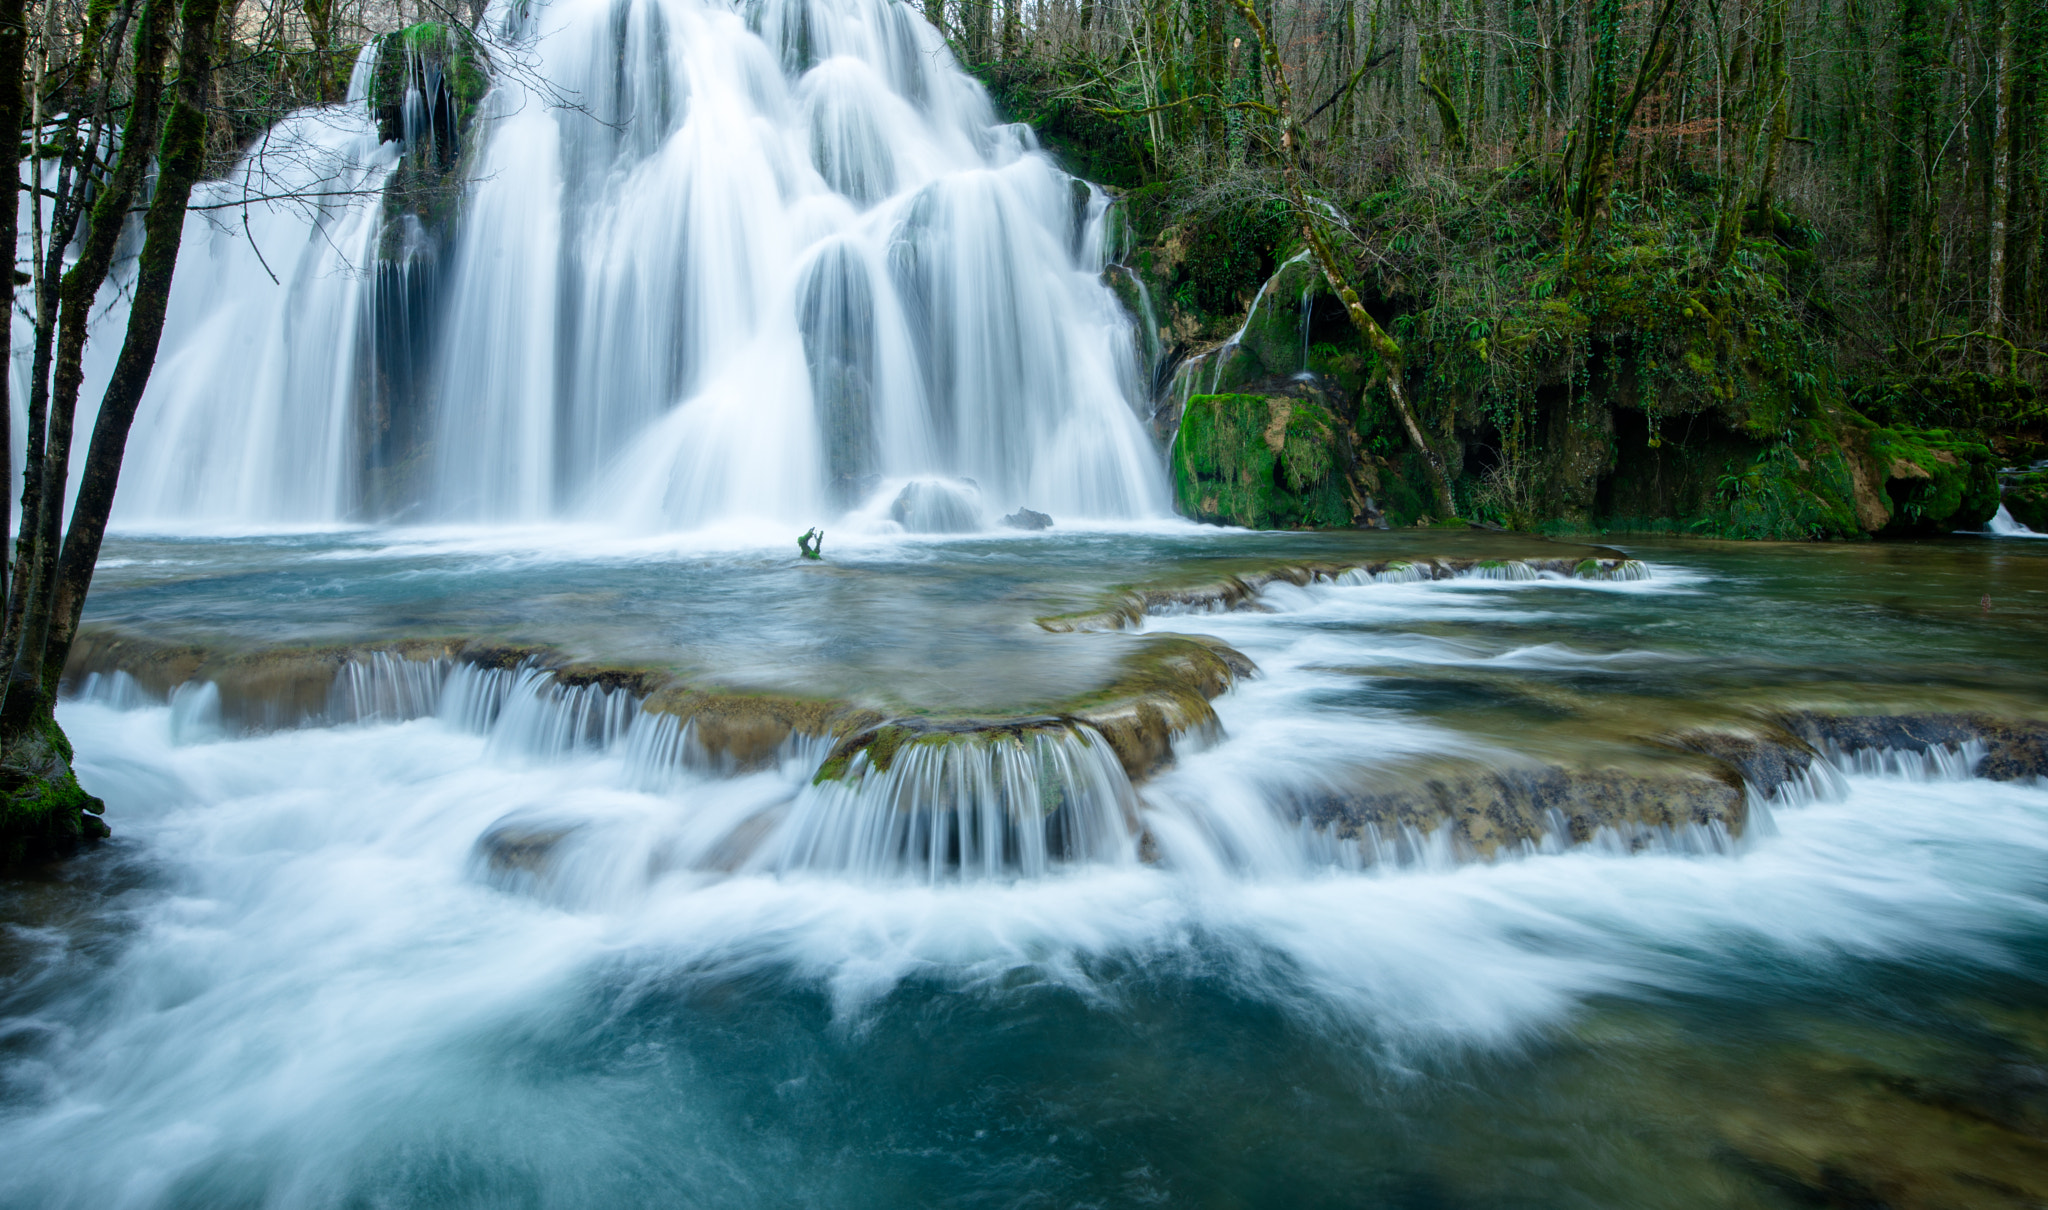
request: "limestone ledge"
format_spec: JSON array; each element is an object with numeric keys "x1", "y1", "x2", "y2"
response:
[
  {"x1": 1295, "y1": 711, "x2": 2048, "y2": 861},
  {"x1": 62, "y1": 626, "x2": 1249, "y2": 785},
  {"x1": 61, "y1": 624, "x2": 2048, "y2": 867},
  {"x1": 1035, "y1": 555, "x2": 1646, "y2": 632}
]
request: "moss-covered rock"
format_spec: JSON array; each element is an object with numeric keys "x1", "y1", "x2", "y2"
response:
[
  {"x1": 2005, "y1": 469, "x2": 2048, "y2": 532},
  {"x1": 367, "y1": 23, "x2": 490, "y2": 163},
  {"x1": 0, "y1": 712, "x2": 106, "y2": 870},
  {"x1": 1173, "y1": 391, "x2": 1356, "y2": 528},
  {"x1": 1864, "y1": 426, "x2": 2001, "y2": 534},
  {"x1": 357, "y1": 23, "x2": 494, "y2": 521},
  {"x1": 1710, "y1": 434, "x2": 1865, "y2": 541}
]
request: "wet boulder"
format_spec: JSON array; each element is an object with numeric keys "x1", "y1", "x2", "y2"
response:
[
  {"x1": 1001, "y1": 507, "x2": 1053, "y2": 530},
  {"x1": 1172, "y1": 390, "x2": 1355, "y2": 529},
  {"x1": 1864, "y1": 427, "x2": 2001, "y2": 534},
  {"x1": 1773, "y1": 711, "x2": 2048, "y2": 781},
  {"x1": 367, "y1": 22, "x2": 491, "y2": 170},
  {"x1": 890, "y1": 480, "x2": 982, "y2": 533},
  {"x1": 2003, "y1": 466, "x2": 2048, "y2": 532}
]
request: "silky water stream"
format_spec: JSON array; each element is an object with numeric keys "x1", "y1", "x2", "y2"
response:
[{"x1": 1, "y1": 528, "x2": 2046, "y2": 1208}]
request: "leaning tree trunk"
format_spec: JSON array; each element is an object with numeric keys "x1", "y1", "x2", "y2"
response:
[
  {"x1": 1227, "y1": 0, "x2": 1459, "y2": 520},
  {"x1": 3, "y1": 0, "x2": 172, "y2": 738}
]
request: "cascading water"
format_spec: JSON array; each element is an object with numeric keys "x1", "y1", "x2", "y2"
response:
[{"x1": 106, "y1": 0, "x2": 1167, "y2": 529}]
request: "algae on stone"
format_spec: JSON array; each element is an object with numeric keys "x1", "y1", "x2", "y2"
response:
[
  {"x1": 2007, "y1": 468, "x2": 2048, "y2": 531},
  {"x1": 1173, "y1": 392, "x2": 1355, "y2": 528}
]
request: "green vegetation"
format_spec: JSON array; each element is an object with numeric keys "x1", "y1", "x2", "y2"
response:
[
  {"x1": 2007, "y1": 468, "x2": 2048, "y2": 530},
  {"x1": 366, "y1": 22, "x2": 491, "y2": 155},
  {"x1": 957, "y1": 0, "x2": 2047, "y2": 537},
  {"x1": 1173, "y1": 392, "x2": 1354, "y2": 528}
]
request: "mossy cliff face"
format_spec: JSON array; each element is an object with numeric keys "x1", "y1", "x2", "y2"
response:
[
  {"x1": 1102, "y1": 176, "x2": 2035, "y2": 539},
  {"x1": 1139, "y1": 238, "x2": 2010, "y2": 537},
  {"x1": 1172, "y1": 390, "x2": 1361, "y2": 529}
]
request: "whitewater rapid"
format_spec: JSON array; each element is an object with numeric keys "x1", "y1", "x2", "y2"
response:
[{"x1": 6, "y1": 550, "x2": 2048, "y2": 1204}]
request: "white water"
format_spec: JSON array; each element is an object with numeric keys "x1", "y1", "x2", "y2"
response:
[
  {"x1": 1990, "y1": 503, "x2": 2046, "y2": 538},
  {"x1": 8, "y1": 646, "x2": 2046, "y2": 1203},
  {"x1": 9, "y1": 548, "x2": 2048, "y2": 1202},
  {"x1": 84, "y1": 0, "x2": 1166, "y2": 530}
]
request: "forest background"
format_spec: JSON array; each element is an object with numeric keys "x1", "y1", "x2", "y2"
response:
[{"x1": 931, "y1": 0, "x2": 2048, "y2": 537}]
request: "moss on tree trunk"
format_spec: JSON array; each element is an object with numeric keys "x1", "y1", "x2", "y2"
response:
[{"x1": 0, "y1": 709, "x2": 105, "y2": 870}]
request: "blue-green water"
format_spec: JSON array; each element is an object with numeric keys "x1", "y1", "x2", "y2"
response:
[{"x1": 5, "y1": 528, "x2": 2048, "y2": 1208}]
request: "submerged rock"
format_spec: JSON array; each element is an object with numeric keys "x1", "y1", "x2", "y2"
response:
[
  {"x1": 1001, "y1": 507, "x2": 1053, "y2": 530},
  {"x1": 1035, "y1": 554, "x2": 1645, "y2": 632},
  {"x1": 475, "y1": 817, "x2": 580, "y2": 880}
]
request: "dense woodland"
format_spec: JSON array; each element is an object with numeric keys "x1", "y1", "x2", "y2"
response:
[{"x1": 936, "y1": 0, "x2": 2048, "y2": 535}]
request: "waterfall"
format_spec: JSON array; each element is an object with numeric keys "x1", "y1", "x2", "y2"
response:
[
  {"x1": 102, "y1": 0, "x2": 1168, "y2": 531},
  {"x1": 765, "y1": 723, "x2": 1139, "y2": 879}
]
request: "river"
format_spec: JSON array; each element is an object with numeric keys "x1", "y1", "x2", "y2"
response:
[{"x1": 2, "y1": 527, "x2": 2044, "y2": 1208}]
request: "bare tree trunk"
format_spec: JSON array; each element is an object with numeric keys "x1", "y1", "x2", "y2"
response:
[
  {"x1": 1711, "y1": 0, "x2": 1758, "y2": 265},
  {"x1": 1986, "y1": 0, "x2": 2012, "y2": 346},
  {"x1": 47, "y1": 0, "x2": 229, "y2": 698},
  {"x1": 3, "y1": 0, "x2": 172, "y2": 728},
  {"x1": 301, "y1": 0, "x2": 335, "y2": 102},
  {"x1": 0, "y1": 0, "x2": 25, "y2": 613},
  {"x1": 1749, "y1": 0, "x2": 1789, "y2": 236},
  {"x1": 1575, "y1": 0, "x2": 1685, "y2": 253}
]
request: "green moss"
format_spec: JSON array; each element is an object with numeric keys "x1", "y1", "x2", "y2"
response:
[
  {"x1": 812, "y1": 723, "x2": 919, "y2": 783},
  {"x1": 1706, "y1": 437, "x2": 1863, "y2": 541},
  {"x1": 2006, "y1": 470, "x2": 2048, "y2": 532},
  {"x1": 1180, "y1": 200, "x2": 1294, "y2": 316},
  {"x1": 1173, "y1": 393, "x2": 1352, "y2": 529},
  {"x1": 0, "y1": 713, "x2": 107, "y2": 870},
  {"x1": 1850, "y1": 372, "x2": 2042, "y2": 433},
  {"x1": 1866, "y1": 427, "x2": 2000, "y2": 533}
]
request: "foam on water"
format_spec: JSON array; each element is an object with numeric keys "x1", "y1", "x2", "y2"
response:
[
  {"x1": 1990, "y1": 504, "x2": 2047, "y2": 538},
  {"x1": 11, "y1": 544, "x2": 2048, "y2": 1202},
  {"x1": 5, "y1": 684, "x2": 2045, "y2": 1204}
]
